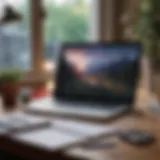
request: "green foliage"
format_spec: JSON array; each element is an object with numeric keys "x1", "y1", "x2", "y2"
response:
[
  {"x1": 0, "y1": 70, "x2": 22, "y2": 84},
  {"x1": 44, "y1": 0, "x2": 89, "y2": 43},
  {"x1": 134, "y1": 0, "x2": 159, "y2": 59},
  {"x1": 16, "y1": 0, "x2": 89, "y2": 45}
]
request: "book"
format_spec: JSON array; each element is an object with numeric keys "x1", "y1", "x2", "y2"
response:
[
  {"x1": 10, "y1": 119, "x2": 113, "y2": 152},
  {"x1": 0, "y1": 113, "x2": 51, "y2": 135}
]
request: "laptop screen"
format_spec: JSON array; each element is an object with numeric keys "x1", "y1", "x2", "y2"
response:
[{"x1": 56, "y1": 43, "x2": 141, "y2": 104}]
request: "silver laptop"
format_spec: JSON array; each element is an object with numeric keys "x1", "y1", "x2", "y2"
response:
[{"x1": 28, "y1": 42, "x2": 141, "y2": 120}]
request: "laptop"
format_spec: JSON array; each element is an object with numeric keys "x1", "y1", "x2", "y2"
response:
[{"x1": 28, "y1": 42, "x2": 141, "y2": 120}]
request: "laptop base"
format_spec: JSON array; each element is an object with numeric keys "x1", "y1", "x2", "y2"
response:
[{"x1": 26, "y1": 98, "x2": 130, "y2": 122}]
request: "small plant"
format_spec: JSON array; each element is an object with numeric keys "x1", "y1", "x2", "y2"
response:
[
  {"x1": 133, "y1": 0, "x2": 160, "y2": 69},
  {"x1": 134, "y1": 0, "x2": 158, "y2": 55},
  {"x1": 0, "y1": 70, "x2": 22, "y2": 84},
  {"x1": 124, "y1": 0, "x2": 160, "y2": 69}
]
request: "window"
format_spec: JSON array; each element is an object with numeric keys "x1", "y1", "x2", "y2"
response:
[
  {"x1": 0, "y1": 0, "x2": 127, "y2": 73},
  {"x1": 0, "y1": 0, "x2": 31, "y2": 70},
  {"x1": 0, "y1": 0, "x2": 92, "y2": 72},
  {"x1": 43, "y1": 0, "x2": 91, "y2": 72}
]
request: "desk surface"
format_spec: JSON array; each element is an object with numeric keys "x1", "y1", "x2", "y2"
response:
[
  {"x1": 0, "y1": 89, "x2": 160, "y2": 160},
  {"x1": 66, "y1": 110, "x2": 160, "y2": 160},
  {"x1": 65, "y1": 88, "x2": 160, "y2": 160}
]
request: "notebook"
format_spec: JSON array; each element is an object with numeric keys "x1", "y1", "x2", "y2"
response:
[{"x1": 0, "y1": 113, "x2": 50, "y2": 135}]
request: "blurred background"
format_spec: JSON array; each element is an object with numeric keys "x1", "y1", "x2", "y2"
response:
[{"x1": 0, "y1": 0, "x2": 160, "y2": 103}]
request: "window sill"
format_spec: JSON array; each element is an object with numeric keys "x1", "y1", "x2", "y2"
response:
[{"x1": 19, "y1": 71, "x2": 55, "y2": 90}]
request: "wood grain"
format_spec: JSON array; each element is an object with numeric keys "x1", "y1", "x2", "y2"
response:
[{"x1": 66, "y1": 108, "x2": 160, "y2": 160}]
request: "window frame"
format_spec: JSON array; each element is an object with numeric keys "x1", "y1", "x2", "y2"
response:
[
  {"x1": 31, "y1": 0, "x2": 44, "y2": 72},
  {"x1": 27, "y1": 0, "x2": 127, "y2": 85}
]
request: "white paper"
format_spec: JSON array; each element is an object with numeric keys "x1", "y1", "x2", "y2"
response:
[
  {"x1": 12, "y1": 128, "x2": 83, "y2": 150},
  {"x1": 0, "y1": 113, "x2": 48, "y2": 130},
  {"x1": 53, "y1": 119, "x2": 112, "y2": 137},
  {"x1": 12, "y1": 119, "x2": 113, "y2": 151}
]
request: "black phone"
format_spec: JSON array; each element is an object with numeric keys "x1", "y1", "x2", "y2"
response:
[{"x1": 118, "y1": 130, "x2": 155, "y2": 145}]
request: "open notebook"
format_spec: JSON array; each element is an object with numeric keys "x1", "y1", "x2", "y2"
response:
[
  {"x1": 0, "y1": 113, "x2": 113, "y2": 152},
  {"x1": 11, "y1": 119, "x2": 113, "y2": 152},
  {"x1": 0, "y1": 113, "x2": 50, "y2": 135}
]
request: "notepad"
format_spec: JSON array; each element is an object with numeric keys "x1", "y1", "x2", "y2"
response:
[
  {"x1": 12, "y1": 128, "x2": 83, "y2": 150},
  {"x1": 53, "y1": 119, "x2": 112, "y2": 137},
  {"x1": 11, "y1": 119, "x2": 113, "y2": 152},
  {"x1": 0, "y1": 113, "x2": 50, "y2": 134}
]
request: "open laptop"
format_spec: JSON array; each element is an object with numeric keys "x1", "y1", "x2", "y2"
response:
[{"x1": 28, "y1": 42, "x2": 141, "y2": 120}]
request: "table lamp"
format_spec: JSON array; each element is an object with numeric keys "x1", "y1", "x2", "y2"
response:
[{"x1": 0, "y1": 3, "x2": 22, "y2": 25}]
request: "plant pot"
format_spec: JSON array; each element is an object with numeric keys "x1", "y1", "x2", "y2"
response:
[{"x1": 0, "y1": 82, "x2": 19, "y2": 110}]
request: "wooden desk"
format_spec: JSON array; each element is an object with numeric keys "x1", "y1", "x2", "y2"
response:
[
  {"x1": 0, "y1": 89, "x2": 160, "y2": 160},
  {"x1": 66, "y1": 109, "x2": 160, "y2": 160},
  {"x1": 3, "y1": 106, "x2": 158, "y2": 160},
  {"x1": 64, "y1": 88, "x2": 160, "y2": 160}
]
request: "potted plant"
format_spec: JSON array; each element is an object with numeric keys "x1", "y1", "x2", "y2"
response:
[{"x1": 0, "y1": 70, "x2": 21, "y2": 109}]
